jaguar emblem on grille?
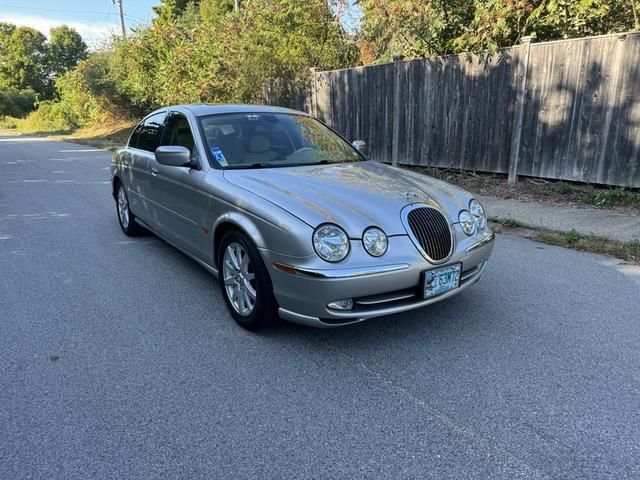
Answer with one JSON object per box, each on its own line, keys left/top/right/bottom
{"left": 401, "top": 191, "right": 421, "bottom": 199}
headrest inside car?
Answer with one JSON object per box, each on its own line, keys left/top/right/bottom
{"left": 249, "top": 134, "right": 270, "bottom": 153}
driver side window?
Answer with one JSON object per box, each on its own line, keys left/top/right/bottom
{"left": 160, "top": 112, "right": 196, "bottom": 155}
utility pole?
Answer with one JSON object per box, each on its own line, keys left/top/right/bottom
{"left": 112, "top": 0, "right": 126, "bottom": 37}
{"left": 233, "top": 0, "right": 240, "bottom": 12}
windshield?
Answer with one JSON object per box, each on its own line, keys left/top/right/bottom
{"left": 199, "top": 112, "right": 362, "bottom": 169}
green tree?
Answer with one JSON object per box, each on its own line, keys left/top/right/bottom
{"left": 358, "top": 0, "right": 640, "bottom": 60}
{"left": 0, "top": 23, "right": 88, "bottom": 99}
{"left": 0, "top": 87, "right": 37, "bottom": 117}
{"left": 108, "top": 0, "right": 358, "bottom": 107}
{"left": 154, "top": 0, "right": 201, "bottom": 24}
{"left": 47, "top": 26, "right": 88, "bottom": 79}
{"left": 231, "top": 0, "right": 359, "bottom": 99}
{"left": 532, "top": 0, "right": 639, "bottom": 39}
{"left": 0, "top": 26, "right": 48, "bottom": 94}
{"left": 0, "top": 21, "right": 15, "bottom": 39}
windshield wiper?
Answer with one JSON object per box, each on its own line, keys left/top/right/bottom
{"left": 247, "top": 162, "right": 274, "bottom": 169}
{"left": 236, "top": 160, "right": 332, "bottom": 169}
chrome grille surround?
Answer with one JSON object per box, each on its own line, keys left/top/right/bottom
{"left": 401, "top": 204, "right": 454, "bottom": 264}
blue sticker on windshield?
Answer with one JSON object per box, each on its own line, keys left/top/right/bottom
{"left": 210, "top": 146, "right": 228, "bottom": 167}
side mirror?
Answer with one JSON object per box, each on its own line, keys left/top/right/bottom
{"left": 352, "top": 140, "right": 367, "bottom": 156}
{"left": 155, "top": 145, "right": 192, "bottom": 167}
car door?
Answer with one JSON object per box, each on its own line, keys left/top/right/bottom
{"left": 147, "top": 111, "right": 210, "bottom": 260}
{"left": 126, "top": 111, "right": 166, "bottom": 225}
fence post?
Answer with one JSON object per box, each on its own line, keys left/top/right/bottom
{"left": 309, "top": 67, "right": 318, "bottom": 117}
{"left": 391, "top": 55, "right": 404, "bottom": 166}
{"left": 508, "top": 36, "right": 533, "bottom": 184}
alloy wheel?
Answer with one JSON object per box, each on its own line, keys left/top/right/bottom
{"left": 222, "top": 242, "right": 257, "bottom": 316}
{"left": 117, "top": 187, "right": 129, "bottom": 228}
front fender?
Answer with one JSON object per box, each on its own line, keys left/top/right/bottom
{"left": 211, "top": 207, "right": 314, "bottom": 262}
{"left": 213, "top": 211, "right": 269, "bottom": 250}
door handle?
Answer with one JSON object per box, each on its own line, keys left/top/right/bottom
{"left": 151, "top": 167, "right": 158, "bottom": 176}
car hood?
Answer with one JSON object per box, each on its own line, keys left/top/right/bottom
{"left": 222, "top": 161, "right": 472, "bottom": 236}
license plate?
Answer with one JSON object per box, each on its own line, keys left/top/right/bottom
{"left": 421, "top": 263, "right": 461, "bottom": 299}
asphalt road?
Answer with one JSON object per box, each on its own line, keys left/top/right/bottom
{"left": 1, "top": 134, "right": 639, "bottom": 480}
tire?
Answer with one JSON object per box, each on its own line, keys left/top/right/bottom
{"left": 115, "top": 181, "right": 146, "bottom": 236}
{"left": 218, "top": 230, "right": 278, "bottom": 330}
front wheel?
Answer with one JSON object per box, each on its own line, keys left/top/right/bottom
{"left": 218, "top": 231, "right": 277, "bottom": 330}
{"left": 115, "top": 182, "right": 145, "bottom": 236}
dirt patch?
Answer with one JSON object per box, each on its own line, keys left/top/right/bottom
{"left": 1, "top": 121, "right": 135, "bottom": 151}
{"left": 53, "top": 123, "right": 136, "bottom": 151}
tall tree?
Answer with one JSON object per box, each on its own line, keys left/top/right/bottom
{"left": 0, "top": 26, "right": 48, "bottom": 94}
{"left": 47, "top": 26, "right": 88, "bottom": 79}
{"left": 109, "top": 0, "right": 358, "bottom": 106}
{"left": 0, "top": 23, "right": 88, "bottom": 99}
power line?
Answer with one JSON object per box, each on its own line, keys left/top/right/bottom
{"left": 0, "top": 2, "right": 144, "bottom": 23}
{"left": 0, "top": 3, "right": 113, "bottom": 16}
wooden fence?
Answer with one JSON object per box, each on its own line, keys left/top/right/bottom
{"left": 264, "top": 32, "right": 640, "bottom": 188}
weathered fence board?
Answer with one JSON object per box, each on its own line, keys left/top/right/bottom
{"left": 315, "top": 64, "right": 396, "bottom": 163}
{"left": 517, "top": 33, "right": 640, "bottom": 187}
{"left": 265, "top": 32, "right": 640, "bottom": 188}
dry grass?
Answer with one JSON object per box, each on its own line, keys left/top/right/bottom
{"left": 51, "top": 122, "right": 136, "bottom": 151}
{"left": 1, "top": 120, "right": 135, "bottom": 151}
{"left": 491, "top": 219, "right": 640, "bottom": 264}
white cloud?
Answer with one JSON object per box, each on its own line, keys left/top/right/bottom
{"left": 0, "top": 12, "right": 120, "bottom": 49}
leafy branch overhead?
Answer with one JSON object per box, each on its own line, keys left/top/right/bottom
{"left": 358, "top": 0, "right": 640, "bottom": 61}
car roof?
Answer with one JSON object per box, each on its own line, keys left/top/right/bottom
{"left": 149, "top": 104, "right": 310, "bottom": 118}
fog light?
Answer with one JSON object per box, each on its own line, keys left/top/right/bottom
{"left": 327, "top": 299, "right": 354, "bottom": 310}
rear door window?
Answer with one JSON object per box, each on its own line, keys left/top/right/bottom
{"left": 128, "top": 123, "right": 143, "bottom": 148}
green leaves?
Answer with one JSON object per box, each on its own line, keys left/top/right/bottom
{"left": 47, "top": 26, "right": 88, "bottom": 80}
{"left": 0, "top": 23, "right": 87, "bottom": 99}
{"left": 103, "top": 0, "right": 357, "bottom": 108}
{"left": 358, "top": 0, "right": 640, "bottom": 59}
{"left": 0, "top": 88, "right": 37, "bottom": 118}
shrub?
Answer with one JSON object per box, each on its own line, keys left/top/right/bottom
{"left": 0, "top": 88, "right": 37, "bottom": 118}
{"left": 56, "top": 52, "right": 138, "bottom": 126}
{"left": 13, "top": 100, "right": 76, "bottom": 132}
{"left": 0, "top": 115, "right": 18, "bottom": 129}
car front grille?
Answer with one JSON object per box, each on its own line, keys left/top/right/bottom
{"left": 404, "top": 206, "right": 453, "bottom": 262}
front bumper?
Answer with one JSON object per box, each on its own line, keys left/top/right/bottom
{"left": 263, "top": 231, "right": 495, "bottom": 327}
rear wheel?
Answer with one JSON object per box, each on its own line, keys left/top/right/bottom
{"left": 218, "top": 230, "right": 277, "bottom": 330}
{"left": 115, "top": 182, "right": 145, "bottom": 236}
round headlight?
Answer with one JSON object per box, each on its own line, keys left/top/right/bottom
{"left": 362, "top": 227, "right": 388, "bottom": 257}
{"left": 313, "top": 223, "right": 350, "bottom": 262}
{"left": 459, "top": 210, "right": 476, "bottom": 236}
{"left": 469, "top": 199, "right": 486, "bottom": 230}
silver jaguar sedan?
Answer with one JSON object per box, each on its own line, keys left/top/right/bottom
{"left": 111, "top": 104, "right": 494, "bottom": 329}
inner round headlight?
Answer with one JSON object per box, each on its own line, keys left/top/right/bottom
{"left": 362, "top": 227, "right": 388, "bottom": 257}
{"left": 313, "top": 223, "right": 350, "bottom": 262}
{"left": 469, "top": 199, "right": 486, "bottom": 230}
{"left": 459, "top": 210, "right": 476, "bottom": 236}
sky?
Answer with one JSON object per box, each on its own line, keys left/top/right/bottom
{"left": 0, "top": 0, "right": 161, "bottom": 48}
